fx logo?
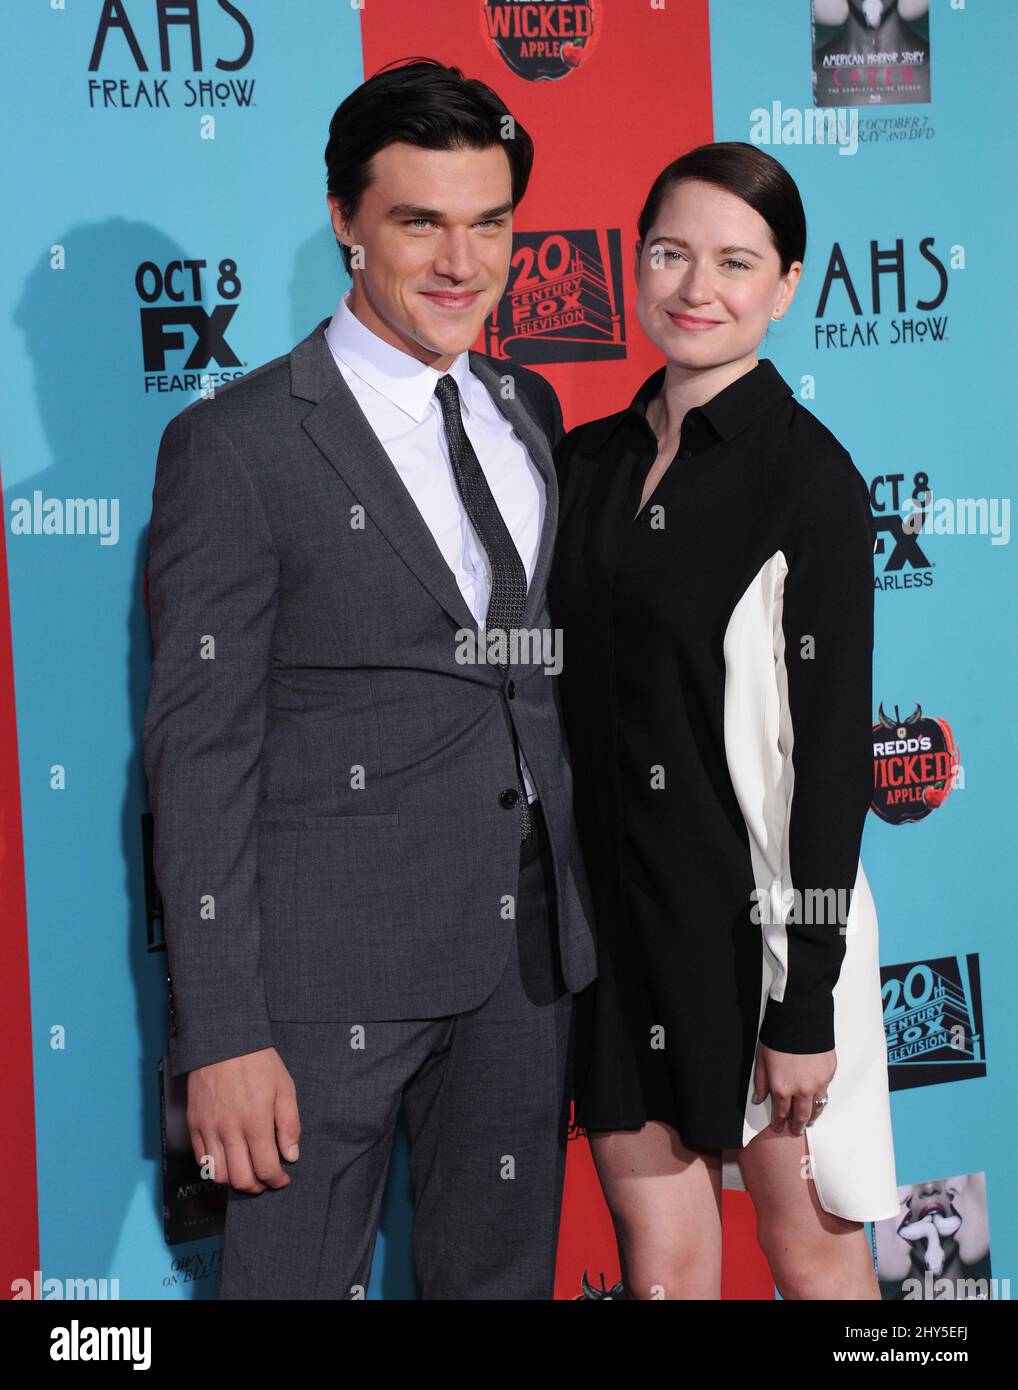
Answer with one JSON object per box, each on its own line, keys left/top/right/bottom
{"left": 140, "top": 304, "right": 240, "bottom": 372}
{"left": 870, "top": 471, "right": 932, "bottom": 571}
{"left": 136, "top": 258, "right": 242, "bottom": 372}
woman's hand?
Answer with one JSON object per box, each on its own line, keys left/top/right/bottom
{"left": 752, "top": 1043, "right": 837, "bottom": 1137}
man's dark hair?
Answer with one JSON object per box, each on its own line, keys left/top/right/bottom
{"left": 325, "top": 57, "right": 534, "bottom": 276}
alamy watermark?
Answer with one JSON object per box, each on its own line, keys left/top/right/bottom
{"left": 11, "top": 1269, "right": 120, "bottom": 1299}
{"left": 9, "top": 491, "right": 119, "bottom": 546}
{"left": 749, "top": 102, "right": 859, "bottom": 157}
{"left": 751, "top": 883, "right": 855, "bottom": 934}
{"left": 902, "top": 490, "right": 1010, "bottom": 546}
{"left": 455, "top": 626, "right": 563, "bottom": 675}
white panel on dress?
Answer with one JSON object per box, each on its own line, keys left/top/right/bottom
{"left": 721, "top": 552, "right": 899, "bottom": 1222}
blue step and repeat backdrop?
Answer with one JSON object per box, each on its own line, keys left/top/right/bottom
{"left": 1, "top": 0, "right": 1014, "bottom": 1300}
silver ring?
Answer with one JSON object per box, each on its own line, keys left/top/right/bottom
{"left": 813, "top": 1096, "right": 829, "bottom": 1108}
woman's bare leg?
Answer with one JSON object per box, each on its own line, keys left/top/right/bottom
{"left": 737, "top": 1126, "right": 881, "bottom": 1299}
{"left": 587, "top": 1120, "right": 723, "bottom": 1299}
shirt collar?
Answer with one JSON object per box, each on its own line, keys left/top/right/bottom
{"left": 324, "top": 288, "right": 476, "bottom": 423}
{"left": 600, "top": 357, "right": 793, "bottom": 449}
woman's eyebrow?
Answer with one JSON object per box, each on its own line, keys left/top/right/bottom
{"left": 652, "top": 235, "right": 763, "bottom": 259}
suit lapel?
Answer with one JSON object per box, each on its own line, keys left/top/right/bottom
{"left": 289, "top": 318, "right": 558, "bottom": 639}
{"left": 292, "top": 317, "right": 475, "bottom": 634}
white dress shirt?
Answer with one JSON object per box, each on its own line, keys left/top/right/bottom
{"left": 324, "top": 289, "right": 544, "bottom": 802}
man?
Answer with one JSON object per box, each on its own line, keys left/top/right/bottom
{"left": 142, "top": 58, "right": 597, "bottom": 1300}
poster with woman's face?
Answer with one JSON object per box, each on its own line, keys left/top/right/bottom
{"left": 812, "top": 0, "right": 931, "bottom": 107}
{"left": 873, "top": 1173, "right": 997, "bottom": 1299}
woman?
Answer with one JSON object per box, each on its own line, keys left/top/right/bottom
{"left": 549, "top": 142, "right": 899, "bottom": 1300}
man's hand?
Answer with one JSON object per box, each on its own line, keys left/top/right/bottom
{"left": 186, "top": 1047, "right": 301, "bottom": 1193}
{"left": 752, "top": 1043, "right": 837, "bottom": 1138}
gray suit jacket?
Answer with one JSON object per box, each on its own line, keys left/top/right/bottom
{"left": 143, "top": 316, "right": 597, "bottom": 1077}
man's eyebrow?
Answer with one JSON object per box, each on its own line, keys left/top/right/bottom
{"left": 387, "top": 201, "right": 514, "bottom": 221}
{"left": 651, "top": 235, "right": 764, "bottom": 259}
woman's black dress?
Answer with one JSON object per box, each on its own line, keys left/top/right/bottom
{"left": 548, "top": 358, "right": 900, "bottom": 1219}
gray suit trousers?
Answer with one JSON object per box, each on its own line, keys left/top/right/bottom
{"left": 216, "top": 800, "right": 573, "bottom": 1300}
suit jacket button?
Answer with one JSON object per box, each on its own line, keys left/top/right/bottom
{"left": 499, "top": 787, "right": 519, "bottom": 809}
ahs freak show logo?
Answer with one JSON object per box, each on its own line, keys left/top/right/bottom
{"left": 138, "top": 256, "right": 245, "bottom": 394}
{"left": 872, "top": 702, "right": 959, "bottom": 824}
{"left": 481, "top": 0, "right": 601, "bottom": 81}
{"left": 484, "top": 230, "right": 626, "bottom": 364}
{"left": 88, "top": 0, "right": 255, "bottom": 110}
{"left": 814, "top": 236, "right": 954, "bottom": 351}
{"left": 870, "top": 469, "right": 933, "bottom": 590}
{"left": 882, "top": 955, "right": 985, "bottom": 1091}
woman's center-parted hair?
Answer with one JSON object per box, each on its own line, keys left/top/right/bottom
{"left": 637, "top": 142, "right": 807, "bottom": 277}
{"left": 324, "top": 57, "right": 535, "bottom": 277}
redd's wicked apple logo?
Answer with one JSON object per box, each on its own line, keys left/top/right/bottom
{"left": 573, "top": 1272, "right": 625, "bottom": 1300}
{"left": 872, "top": 702, "right": 959, "bottom": 825}
{"left": 481, "top": 0, "right": 600, "bottom": 81}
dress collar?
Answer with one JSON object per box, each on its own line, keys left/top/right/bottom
{"left": 600, "top": 357, "right": 793, "bottom": 447}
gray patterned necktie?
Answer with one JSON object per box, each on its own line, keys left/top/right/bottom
{"left": 433, "top": 373, "right": 532, "bottom": 841}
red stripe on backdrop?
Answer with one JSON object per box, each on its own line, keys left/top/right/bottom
{"left": 723, "top": 1189, "right": 777, "bottom": 1301}
{"left": 360, "top": 0, "right": 716, "bottom": 422}
{"left": 0, "top": 457, "right": 39, "bottom": 1296}
{"left": 359, "top": 0, "right": 774, "bottom": 1299}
